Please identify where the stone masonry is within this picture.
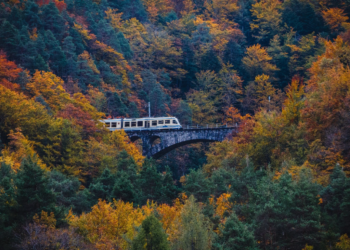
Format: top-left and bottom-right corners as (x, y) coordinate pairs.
(125, 128), (236, 158)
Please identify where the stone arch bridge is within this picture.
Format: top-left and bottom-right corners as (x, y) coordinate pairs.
(125, 128), (236, 159)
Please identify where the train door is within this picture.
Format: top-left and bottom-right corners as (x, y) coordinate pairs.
(145, 121), (150, 128)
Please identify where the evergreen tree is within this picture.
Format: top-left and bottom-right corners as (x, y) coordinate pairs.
(0, 21), (20, 61)
(174, 195), (213, 250)
(138, 159), (163, 204)
(0, 163), (16, 248)
(200, 48), (222, 72)
(40, 2), (66, 40)
(340, 178), (350, 235)
(69, 27), (85, 55)
(45, 30), (67, 76)
(215, 213), (257, 250)
(7, 6), (23, 29)
(116, 32), (133, 60)
(48, 170), (92, 214)
(183, 169), (213, 203)
(14, 157), (57, 223)
(89, 168), (116, 201)
(24, 1), (42, 29)
(132, 215), (170, 250)
(282, 0), (326, 35)
(111, 150), (139, 203)
(109, 0), (148, 21)
(106, 91), (128, 117)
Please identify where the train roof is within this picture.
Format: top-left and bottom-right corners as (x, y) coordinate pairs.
(102, 117), (178, 120)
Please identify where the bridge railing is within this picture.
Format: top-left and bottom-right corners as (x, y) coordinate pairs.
(182, 123), (239, 130)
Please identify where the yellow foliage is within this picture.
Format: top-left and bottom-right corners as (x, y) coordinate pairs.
(302, 244), (314, 250)
(78, 51), (100, 74)
(0, 129), (48, 172)
(107, 130), (145, 168)
(67, 199), (154, 249)
(336, 234), (350, 250)
(33, 211), (56, 228)
(105, 8), (123, 31)
(209, 193), (232, 233)
(27, 71), (71, 113)
(322, 8), (350, 31)
(156, 195), (186, 243)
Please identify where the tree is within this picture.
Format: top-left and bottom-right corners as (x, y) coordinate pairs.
(215, 213), (257, 250)
(14, 158), (58, 224)
(132, 215), (170, 250)
(173, 195), (213, 250)
(322, 8), (350, 32)
(242, 44), (278, 81)
(0, 53), (22, 91)
(250, 0), (283, 45)
(0, 163), (16, 248)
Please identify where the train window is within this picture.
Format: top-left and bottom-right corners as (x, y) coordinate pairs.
(105, 122), (110, 127)
(111, 122), (117, 127)
(137, 121), (143, 127)
(152, 121), (157, 126)
(172, 120), (178, 124)
(165, 120), (170, 124)
(125, 122), (130, 127)
(158, 120), (164, 125)
(131, 122), (137, 127)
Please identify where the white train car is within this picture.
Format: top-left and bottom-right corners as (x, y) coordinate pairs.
(102, 117), (182, 131)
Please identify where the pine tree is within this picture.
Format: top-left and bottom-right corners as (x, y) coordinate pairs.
(0, 21), (20, 61)
(340, 179), (350, 235)
(138, 159), (163, 204)
(14, 157), (57, 223)
(0, 163), (16, 248)
(106, 91), (128, 117)
(89, 168), (116, 201)
(132, 215), (170, 250)
(24, 1), (42, 28)
(215, 213), (257, 250)
(174, 195), (213, 250)
(40, 2), (66, 40)
(45, 30), (67, 76)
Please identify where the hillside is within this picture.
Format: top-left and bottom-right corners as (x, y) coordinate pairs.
(1, 0), (350, 249)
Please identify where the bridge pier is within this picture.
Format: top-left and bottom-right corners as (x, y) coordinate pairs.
(126, 128), (236, 159)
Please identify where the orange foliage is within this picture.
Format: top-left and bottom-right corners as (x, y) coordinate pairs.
(209, 193), (233, 232)
(36, 0), (49, 6)
(224, 107), (242, 125)
(56, 103), (98, 137)
(54, 0), (66, 12)
(0, 129), (48, 172)
(67, 199), (154, 249)
(322, 8), (350, 31)
(0, 52), (22, 91)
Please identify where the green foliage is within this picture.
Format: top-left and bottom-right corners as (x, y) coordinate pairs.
(215, 213), (257, 250)
(173, 195), (213, 250)
(132, 215), (170, 250)
(14, 158), (58, 223)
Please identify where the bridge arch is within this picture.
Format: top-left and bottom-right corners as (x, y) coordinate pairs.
(151, 138), (217, 159)
(150, 135), (161, 146)
(125, 128), (235, 158)
(130, 135), (142, 142)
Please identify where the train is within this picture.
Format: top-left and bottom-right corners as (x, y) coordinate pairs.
(102, 117), (182, 131)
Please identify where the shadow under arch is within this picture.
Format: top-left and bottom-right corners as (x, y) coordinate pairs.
(151, 138), (218, 159)
(150, 135), (162, 147)
(130, 136), (141, 142)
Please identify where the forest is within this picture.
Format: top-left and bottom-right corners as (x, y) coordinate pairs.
(1, 0), (350, 249)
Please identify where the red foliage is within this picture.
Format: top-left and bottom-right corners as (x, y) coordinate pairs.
(36, 0), (50, 7)
(54, 0), (67, 12)
(0, 52), (22, 91)
(36, 0), (66, 12)
(56, 103), (98, 137)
